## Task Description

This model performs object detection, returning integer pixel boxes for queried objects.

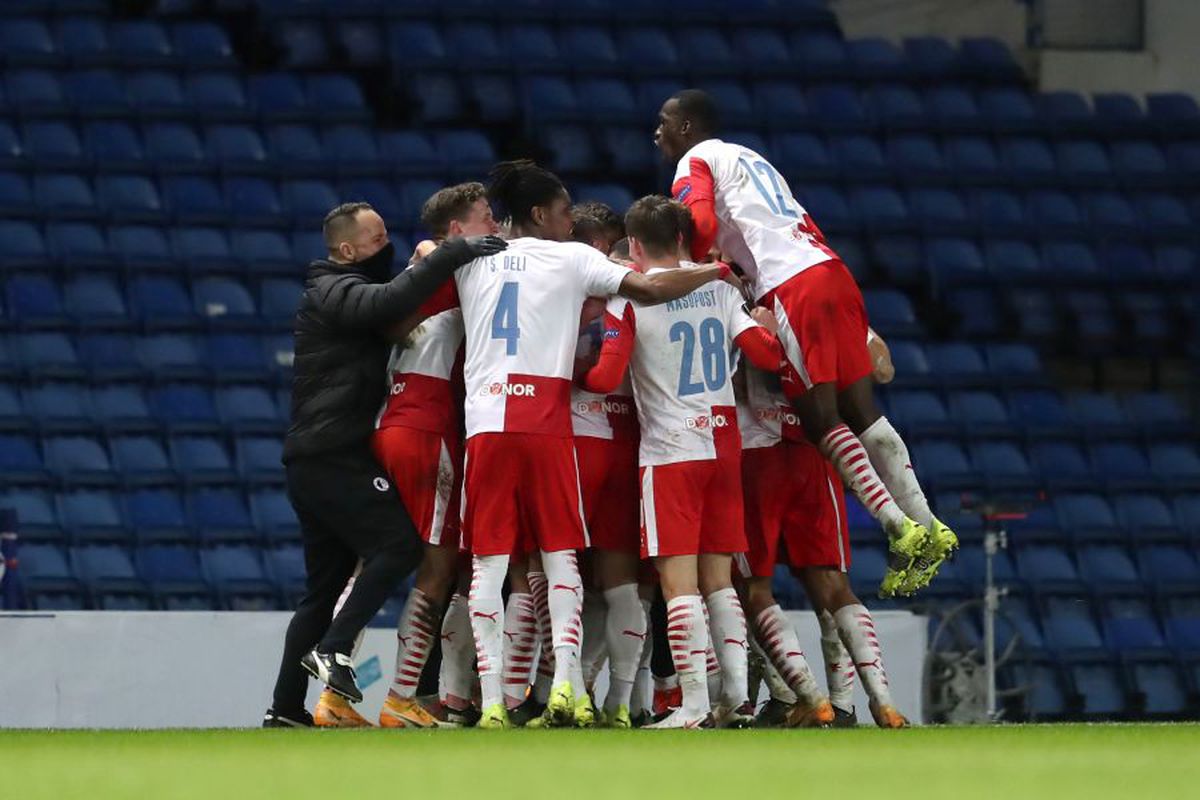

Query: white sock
[754,604,824,705]
[818,609,856,711]
[501,592,537,709]
[630,598,653,715]
[705,588,749,707]
[860,416,934,529]
[701,603,722,704]
[581,589,608,688]
[835,604,893,707]
[438,593,474,708]
[602,583,645,712]
[528,570,555,704]
[752,635,798,704]
[666,595,709,715]
[391,588,438,698]
[541,549,584,697]
[468,554,508,711]
[820,424,907,537]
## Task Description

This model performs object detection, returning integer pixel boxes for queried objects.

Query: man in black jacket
[264,202,505,727]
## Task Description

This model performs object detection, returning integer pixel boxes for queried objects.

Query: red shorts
[575,436,640,554]
[371,426,461,549]
[737,441,850,576]
[765,259,872,399]
[639,454,747,558]
[461,432,586,557]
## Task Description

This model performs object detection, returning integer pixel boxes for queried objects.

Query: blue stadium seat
[697,80,756,128]
[980,88,1037,133]
[1149,444,1200,492]
[0,384,23,432]
[110,224,173,271]
[0,172,33,218]
[289,231,326,267]
[926,342,987,388]
[206,124,268,174]
[433,130,496,179]
[1035,91,1092,136]
[224,177,285,227]
[959,37,1024,83]
[862,289,920,337]
[2,18,58,65]
[848,37,908,82]
[1093,92,1145,137]
[135,545,209,607]
[185,72,251,121]
[334,20,385,67]
[1131,662,1189,716]
[557,26,620,75]
[598,127,656,176]
[49,223,113,272]
[169,436,236,485]
[6,69,67,116]
[5,274,67,329]
[217,386,280,434]
[84,121,146,172]
[265,124,325,177]
[995,595,1044,651]
[972,442,1036,490]
[125,488,191,544]
[72,545,148,607]
[167,227,231,277]
[33,173,96,221]
[464,74,517,123]
[251,488,300,543]
[886,134,947,182]
[807,84,870,132]
[89,384,154,434]
[127,70,187,119]
[0,488,62,542]
[282,179,340,227]
[903,36,958,81]
[727,29,790,78]
[58,490,125,543]
[23,121,85,170]
[1016,544,1082,590]
[851,186,908,232]
[388,22,447,69]
[829,135,888,181]
[1111,140,1168,187]
[404,72,464,124]
[1057,141,1112,188]
[848,546,887,599]
[1123,392,1186,438]
[539,125,597,175]
[1001,137,1056,185]
[443,23,505,72]
[1029,443,1091,491]
[751,83,812,132]
[274,20,328,69]
[149,384,220,433]
[772,133,833,180]
[798,184,853,234]
[924,86,982,132]
[926,238,986,286]
[321,125,382,177]
[191,488,258,545]
[1027,190,1086,236]
[1146,92,1200,138]
[43,433,117,487]
[96,175,163,223]
[617,27,680,76]
[17,332,85,380]
[110,437,174,487]
[1078,546,1143,593]
[1102,597,1165,651]
[377,130,441,178]
[172,21,235,67]
[949,391,1013,437]
[144,123,208,173]
[521,76,580,123]
[984,343,1042,383]
[110,20,174,66]
[1137,545,1199,589]
[1069,662,1128,718]
[1041,596,1104,652]
[19,544,83,606]
[1068,392,1135,438]
[958,544,1019,587]
[1091,442,1155,492]
[1134,192,1192,238]
[232,230,293,276]
[235,437,285,484]
[791,31,848,78]
[192,277,257,326]
[678,27,735,76]
[912,440,978,490]
[971,188,1026,235]
[200,545,276,609]
[574,183,635,214]
[1082,190,1138,236]
[137,334,207,383]
[263,544,306,601]
[907,188,970,234]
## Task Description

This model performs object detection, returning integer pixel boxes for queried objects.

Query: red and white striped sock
[860,417,934,529]
[754,604,824,705]
[468,554,508,710]
[820,424,907,537]
[542,549,584,696]
[752,635,797,704]
[501,592,537,709]
[705,588,748,708]
[602,583,645,713]
[835,604,893,707]
[818,609,857,711]
[702,603,722,704]
[667,595,709,715]
[528,570,555,704]
[438,592,474,709]
[391,588,438,699]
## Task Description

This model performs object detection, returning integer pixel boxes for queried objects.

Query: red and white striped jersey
[453,237,629,439]
[571,315,638,441]
[374,305,464,438]
[672,138,838,300]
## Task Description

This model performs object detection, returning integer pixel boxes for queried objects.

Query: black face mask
[352,241,396,278]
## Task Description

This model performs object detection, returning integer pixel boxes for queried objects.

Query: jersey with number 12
[450,237,630,439]
[673,138,837,300]
[605,269,757,467]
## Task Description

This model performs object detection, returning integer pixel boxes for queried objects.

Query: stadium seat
[110,436,175,487]
[1146,92,1200,138]
[1093,92,1145,137]
[263,544,306,601]
[172,21,235,67]
[235,437,285,484]
[1091,443,1155,492]
[1130,662,1189,716]
[22,121,85,170]
[200,545,276,609]
[20,544,84,606]
[1057,141,1113,188]
[1124,392,1187,438]
[1078,546,1143,593]
[1069,662,1128,718]
[949,391,1014,438]
[1030,443,1093,491]
[135,545,210,607]
[43,435,117,487]
[33,173,96,221]
[1041,596,1104,652]
[189,487,257,545]
[1113,494,1181,544]
[124,487,192,544]
[0,384,23,432]
[223,177,285,227]
[72,544,148,608]
[912,440,978,490]
[404,72,464,124]
[57,490,125,543]
[1102,597,1165,652]
[149,384,220,434]
[807,84,870,132]
[0,488,62,542]
[1137,545,1200,590]
[96,175,163,223]
[1149,444,1200,491]
[16,333,85,381]
[251,488,301,544]
[885,391,955,438]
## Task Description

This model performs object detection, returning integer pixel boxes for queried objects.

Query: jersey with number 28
[673,138,837,300]
[607,268,756,467]
[453,237,629,439]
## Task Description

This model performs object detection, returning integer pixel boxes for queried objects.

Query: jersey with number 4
[451,237,629,440]
[603,271,759,467]
[672,138,837,300]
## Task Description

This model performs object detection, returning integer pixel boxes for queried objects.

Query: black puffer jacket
[283,242,474,462]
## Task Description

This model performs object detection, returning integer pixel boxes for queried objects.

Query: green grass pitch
[5,725,1199,800]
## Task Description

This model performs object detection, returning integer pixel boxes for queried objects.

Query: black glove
[436,235,508,265]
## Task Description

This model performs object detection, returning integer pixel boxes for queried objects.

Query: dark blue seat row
[1,18,234,67]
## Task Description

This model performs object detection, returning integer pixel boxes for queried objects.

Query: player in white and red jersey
[735,361,907,729]
[582,196,786,729]
[655,89,957,598]
[417,161,739,729]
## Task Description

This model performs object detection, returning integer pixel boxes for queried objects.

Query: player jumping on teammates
[655,89,957,598]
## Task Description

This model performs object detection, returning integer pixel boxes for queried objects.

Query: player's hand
[868,330,895,384]
[409,239,438,264]
[749,306,779,335]
[718,264,751,302]
[438,235,508,263]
